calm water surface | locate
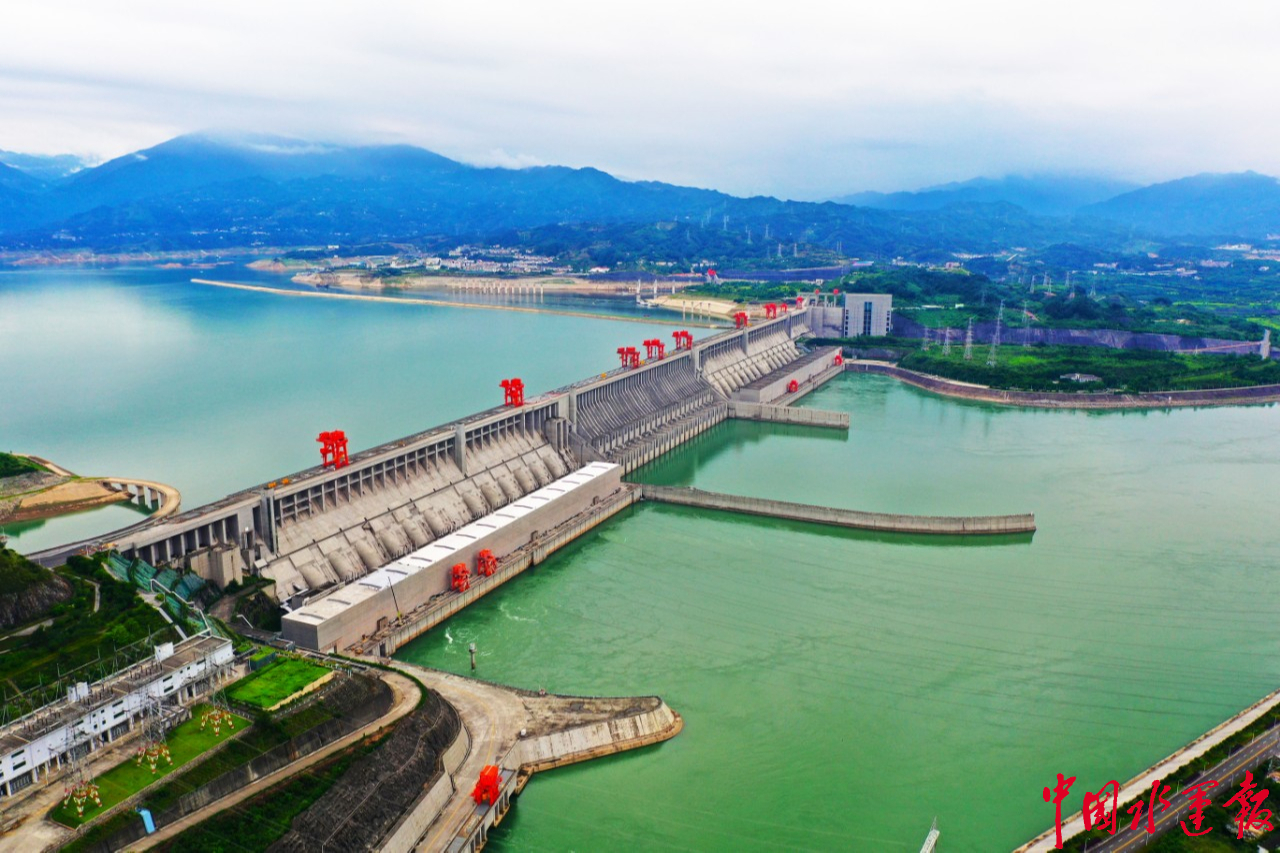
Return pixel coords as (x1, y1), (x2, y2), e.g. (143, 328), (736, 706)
(0, 267), (691, 550)
(5, 269), (1278, 850)
(398, 377), (1280, 851)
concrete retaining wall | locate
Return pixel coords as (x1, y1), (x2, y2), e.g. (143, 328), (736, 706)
(514, 701), (682, 772)
(375, 486), (642, 656)
(848, 361), (1280, 410)
(380, 714), (470, 853)
(640, 484), (1035, 535)
(728, 401), (850, 429)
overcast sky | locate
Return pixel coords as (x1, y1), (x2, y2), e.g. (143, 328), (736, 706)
(2, 1), (1275, 199)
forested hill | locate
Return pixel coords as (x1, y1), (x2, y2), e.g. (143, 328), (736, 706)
(0, 134), (1132, 258)
(0, 134), (1276, 257)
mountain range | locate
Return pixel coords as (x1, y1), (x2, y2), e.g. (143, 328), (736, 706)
(0, 134), (1275, 259)
(830, 175), (1140, 217)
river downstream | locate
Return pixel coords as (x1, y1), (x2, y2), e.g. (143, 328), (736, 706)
(397, 376), (1280, 851)
(5, 269), (1280, 850)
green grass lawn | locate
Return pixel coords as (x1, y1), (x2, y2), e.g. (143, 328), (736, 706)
(51, 704), (249, 827)
(0, 451), (46, 479)
(226, 658), (330, 710)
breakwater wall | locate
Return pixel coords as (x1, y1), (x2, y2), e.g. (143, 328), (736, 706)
(639, 485), (1035, 535)
(727, 401), (850, 429)
(514, 698), (683, 774)
(848, 361), (1280, 410)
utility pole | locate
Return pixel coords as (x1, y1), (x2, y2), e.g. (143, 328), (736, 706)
(987, 300), (1004, 367)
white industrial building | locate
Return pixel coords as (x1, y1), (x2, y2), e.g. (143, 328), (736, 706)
(0, 635), (234, 798)
(282, 462), (622, 652)
(842, 293), (894, 337)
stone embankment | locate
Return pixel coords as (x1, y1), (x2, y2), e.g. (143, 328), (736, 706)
(849, 361), (1280, 410)
(383, 663), (682, 853)
(640, 484), (1035, 535)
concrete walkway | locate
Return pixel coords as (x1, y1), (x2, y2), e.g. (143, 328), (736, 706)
(391, 663), (527, 853)
(101, 478), (182, 522)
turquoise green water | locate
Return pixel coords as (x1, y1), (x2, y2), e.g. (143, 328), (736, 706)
(6, 271), (1280, 850)
(396, 376), (1280, 851)
(0, 267), (692, 551)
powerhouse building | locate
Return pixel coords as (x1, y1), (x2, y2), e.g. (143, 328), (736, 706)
(0, 635), (233, 798)
(281, 462), (622, 653)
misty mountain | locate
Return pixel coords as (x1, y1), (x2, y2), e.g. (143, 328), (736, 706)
(0, 162), (44, 233)
(0, 150), (92, 182)
(831, 174), (1139, 216)
(1082, 172), (1280, 238)
(0, 134), (1133, 258)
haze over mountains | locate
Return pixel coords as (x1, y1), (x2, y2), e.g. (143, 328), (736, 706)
(831, 175), (1141, 217)
(0, 134), (1276, 259)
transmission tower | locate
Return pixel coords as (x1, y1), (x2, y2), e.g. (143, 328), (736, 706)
(135, 695), (173, 775)
(921, 326), (931, 351)
(963, 318), (974, 360)
(199, 663), (237, 738)
(987, 300), (1004, 367)
(60, 684), (101, 819)
(942, 327), (952, 355)
(1022, 300), (1031, 347)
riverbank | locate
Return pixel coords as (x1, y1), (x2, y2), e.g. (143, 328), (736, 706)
(0, 456), (180, 527)
(848, 361), (1280, 409)
(191, 278), (722, 328)
(0, 455), (126, 523)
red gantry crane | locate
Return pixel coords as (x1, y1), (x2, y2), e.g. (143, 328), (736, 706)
(317, 430), (350, 470)
(500, 378), (525, 407)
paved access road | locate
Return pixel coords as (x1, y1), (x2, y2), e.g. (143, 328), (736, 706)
(1088, 726), (1280, 852)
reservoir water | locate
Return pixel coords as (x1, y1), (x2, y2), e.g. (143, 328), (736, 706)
(5, 269), (1280, 850)
(0, 266), (689, 551)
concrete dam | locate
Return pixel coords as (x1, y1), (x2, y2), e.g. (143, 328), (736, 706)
(28, 307), (1033, 655)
